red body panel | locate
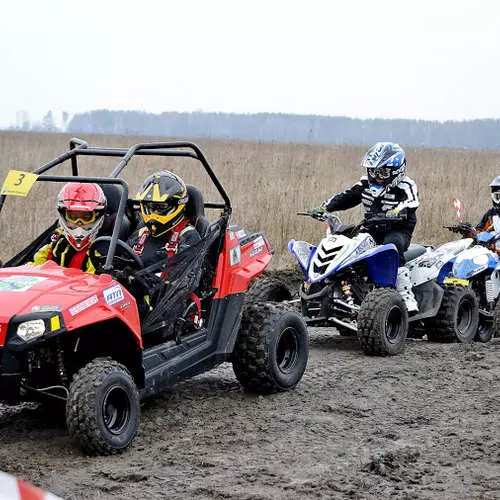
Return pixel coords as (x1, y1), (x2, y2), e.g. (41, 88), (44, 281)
(213, 231), (272, 299)
(0, 261), (142, 347)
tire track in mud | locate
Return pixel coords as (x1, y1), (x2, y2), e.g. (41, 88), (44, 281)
(0, 334), (499, 499)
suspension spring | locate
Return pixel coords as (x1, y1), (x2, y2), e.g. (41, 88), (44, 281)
(341, 280), (354, 307)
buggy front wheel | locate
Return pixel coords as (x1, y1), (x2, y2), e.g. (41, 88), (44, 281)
(66, 357), (140, 455)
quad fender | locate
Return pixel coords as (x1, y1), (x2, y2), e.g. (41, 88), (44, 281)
(337, 243), (400, 287)
(213, 231), (272, 299)
(449, 246), (499, 280)
(288, 239), (316, 277)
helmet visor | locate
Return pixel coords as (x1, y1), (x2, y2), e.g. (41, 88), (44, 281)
(141, 200), (177, 216)
(63, 209), (98, 225)
(491, 191), (500, 204)
(367, 166), (391, 183)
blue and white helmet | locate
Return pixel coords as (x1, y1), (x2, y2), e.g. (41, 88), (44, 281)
(361, 142), (407, 196)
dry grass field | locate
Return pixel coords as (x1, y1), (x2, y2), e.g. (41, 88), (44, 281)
(0, 131), (498, 268)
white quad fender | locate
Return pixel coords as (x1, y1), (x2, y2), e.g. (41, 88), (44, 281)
(407, 238), (474, 287)
(452, 245), (499, 277)
(452, 246), (500, 303)
(307, 232), (376, 282)
(288, 240), (316, 271)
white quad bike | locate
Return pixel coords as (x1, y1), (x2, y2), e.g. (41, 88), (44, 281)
(433, 200), (500, 342)
(248, 211), (480, 355)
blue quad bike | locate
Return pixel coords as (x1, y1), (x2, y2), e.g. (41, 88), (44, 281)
(248, 212), (480, 355)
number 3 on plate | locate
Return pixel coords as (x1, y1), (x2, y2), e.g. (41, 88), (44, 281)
(1, 170), (39, 196)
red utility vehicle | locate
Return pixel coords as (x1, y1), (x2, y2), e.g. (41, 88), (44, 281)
(0, 138), (308, 454)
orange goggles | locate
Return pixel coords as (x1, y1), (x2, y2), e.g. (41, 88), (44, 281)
(64, 209), (98, 225)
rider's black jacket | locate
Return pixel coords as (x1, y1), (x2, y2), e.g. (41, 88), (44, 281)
(321, 175), (419, 236)
(476, 207), (500, 232)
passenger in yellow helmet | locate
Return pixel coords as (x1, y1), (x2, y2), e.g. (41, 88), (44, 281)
(128, 171), (202, 331)
(129, 170), (201, 266)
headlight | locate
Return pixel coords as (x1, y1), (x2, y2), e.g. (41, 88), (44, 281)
(17, 319), (46, 341)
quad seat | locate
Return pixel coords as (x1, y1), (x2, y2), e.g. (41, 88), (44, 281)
(404, 244), (428, 263)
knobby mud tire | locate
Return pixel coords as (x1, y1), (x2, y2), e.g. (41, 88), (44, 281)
(246, 277), (293, 304)
(232, 303), (308, 394)
(475, 316), (494, 343)
(66, 357), (140, 456)
(357, 288), (409, 356)
(492, 299), (500, 338)
(427, 285), (478, 344)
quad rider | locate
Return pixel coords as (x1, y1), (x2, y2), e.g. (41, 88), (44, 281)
(312, 142), (420, 312)
(474, 176), (500, 252)
(451, 176), (500, 253)
(31, 182), (107, 273)
(128, 170), (203, 335)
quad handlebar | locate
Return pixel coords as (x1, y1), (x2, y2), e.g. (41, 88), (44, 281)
(297, 211), (405, 236)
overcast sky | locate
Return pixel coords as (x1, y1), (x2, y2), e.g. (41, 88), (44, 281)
(1, 0), (500, 128)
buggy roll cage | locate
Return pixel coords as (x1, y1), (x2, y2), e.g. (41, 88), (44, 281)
(0, 138), (232, 272)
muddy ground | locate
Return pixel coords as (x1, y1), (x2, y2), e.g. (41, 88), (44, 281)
(0, 329), (499, 499)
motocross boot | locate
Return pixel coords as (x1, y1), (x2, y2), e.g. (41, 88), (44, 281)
(396, 266), (419, 313)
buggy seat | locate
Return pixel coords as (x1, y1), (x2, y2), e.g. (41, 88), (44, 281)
(99, 183), (132, 241)
(185, 185), (209, 238)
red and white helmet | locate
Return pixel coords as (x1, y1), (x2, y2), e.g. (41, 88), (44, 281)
(57, 182), (107, 250)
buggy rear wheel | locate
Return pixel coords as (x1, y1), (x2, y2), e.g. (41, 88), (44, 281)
(357, 288), (408, 355)
(232, 303), (308, 393)
(66, 357), (140, 455)
(246, 277), (293, 304)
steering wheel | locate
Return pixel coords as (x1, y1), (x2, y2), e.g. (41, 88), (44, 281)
(89, 236), (144, 273)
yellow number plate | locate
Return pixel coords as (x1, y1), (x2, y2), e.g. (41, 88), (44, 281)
(443, 277), (469, 286)
(1, 170), (39, 197)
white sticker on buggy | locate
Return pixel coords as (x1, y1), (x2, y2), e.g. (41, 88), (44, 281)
(0, 276), (47, 292)
(103, 284), (124, 306)
(250, 236), (265, 257)
(69, 295), (98, 316)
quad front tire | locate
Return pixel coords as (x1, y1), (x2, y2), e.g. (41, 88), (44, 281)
(66, 357), (140, 455)
(427, 285), (478, 343)
(357, 288), (409, 355)
(232, 303), (308, 393)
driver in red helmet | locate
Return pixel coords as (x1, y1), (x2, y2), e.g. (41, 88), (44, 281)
(31, 182), (107, 273)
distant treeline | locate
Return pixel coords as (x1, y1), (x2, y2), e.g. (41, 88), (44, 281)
(64, 110), (500, 149)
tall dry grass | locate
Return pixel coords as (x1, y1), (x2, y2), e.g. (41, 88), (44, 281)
(0, 131), (498, 268)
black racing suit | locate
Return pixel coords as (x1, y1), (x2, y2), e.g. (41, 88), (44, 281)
(321, 175), (419, 264)
(476, 207), (500, 234)
(127, 221), (202, 318)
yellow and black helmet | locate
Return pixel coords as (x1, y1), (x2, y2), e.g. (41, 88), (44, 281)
(136, 170), (189, 237)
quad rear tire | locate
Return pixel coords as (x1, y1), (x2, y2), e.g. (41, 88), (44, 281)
(357, 288), (408, 355)
(492, 299), (500, 339)
(66, 357), (140, 455)
(232, 303), (308, 393)
(427, 285), (478, 343)
(475, 316), (494, 343)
